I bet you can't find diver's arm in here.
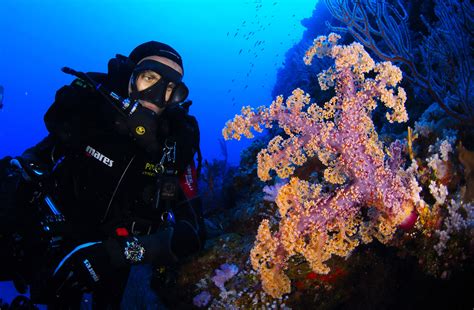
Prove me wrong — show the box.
[20,134,58,169]
[49,171,207,300]
[44,79,100,149]
[50,213,205,293]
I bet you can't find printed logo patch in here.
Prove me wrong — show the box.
[83,259,100,282]
[143,162,162,176]
[85,145,114,167]
[135,126,146,135]
[179,164,198,199]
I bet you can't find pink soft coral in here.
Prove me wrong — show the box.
[223,34,417,298]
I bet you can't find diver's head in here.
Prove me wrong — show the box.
[128,41,188,114]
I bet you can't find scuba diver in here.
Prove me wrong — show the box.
[0,41,205,308]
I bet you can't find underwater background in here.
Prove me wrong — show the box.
[0,0,315,165]
[1,0,473,308]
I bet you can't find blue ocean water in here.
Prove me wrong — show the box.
[0,0,316,164]
[0,0,317,304]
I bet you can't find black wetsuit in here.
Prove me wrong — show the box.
[10,73,206,307]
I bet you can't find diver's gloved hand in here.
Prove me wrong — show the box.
[104,226,178,268]
[8,157,52,209]
[49,241,112,297]
[50,228,177,295]
[9,157,48,183]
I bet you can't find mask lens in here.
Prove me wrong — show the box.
[136,70,161,91]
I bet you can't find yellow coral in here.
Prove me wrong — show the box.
[250,220,292,298]
[301,232,332,274]
[250,220,277,272]
[318,67,337,90]
[276,178,322,217]
[323,97,338,119]
[359,220,375,244]
[259,265,291,298]
[375,61,403,86]
[326,218,360,257]
[375,219,397,243]
[304,33,341,65]
[323,166,346,184]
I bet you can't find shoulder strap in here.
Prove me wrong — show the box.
[183,114,202,178]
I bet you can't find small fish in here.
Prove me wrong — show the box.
[239,49,243,54]
[227,32,229,36]
[273,2,277,5]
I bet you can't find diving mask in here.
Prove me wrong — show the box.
[129,60,189,109]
